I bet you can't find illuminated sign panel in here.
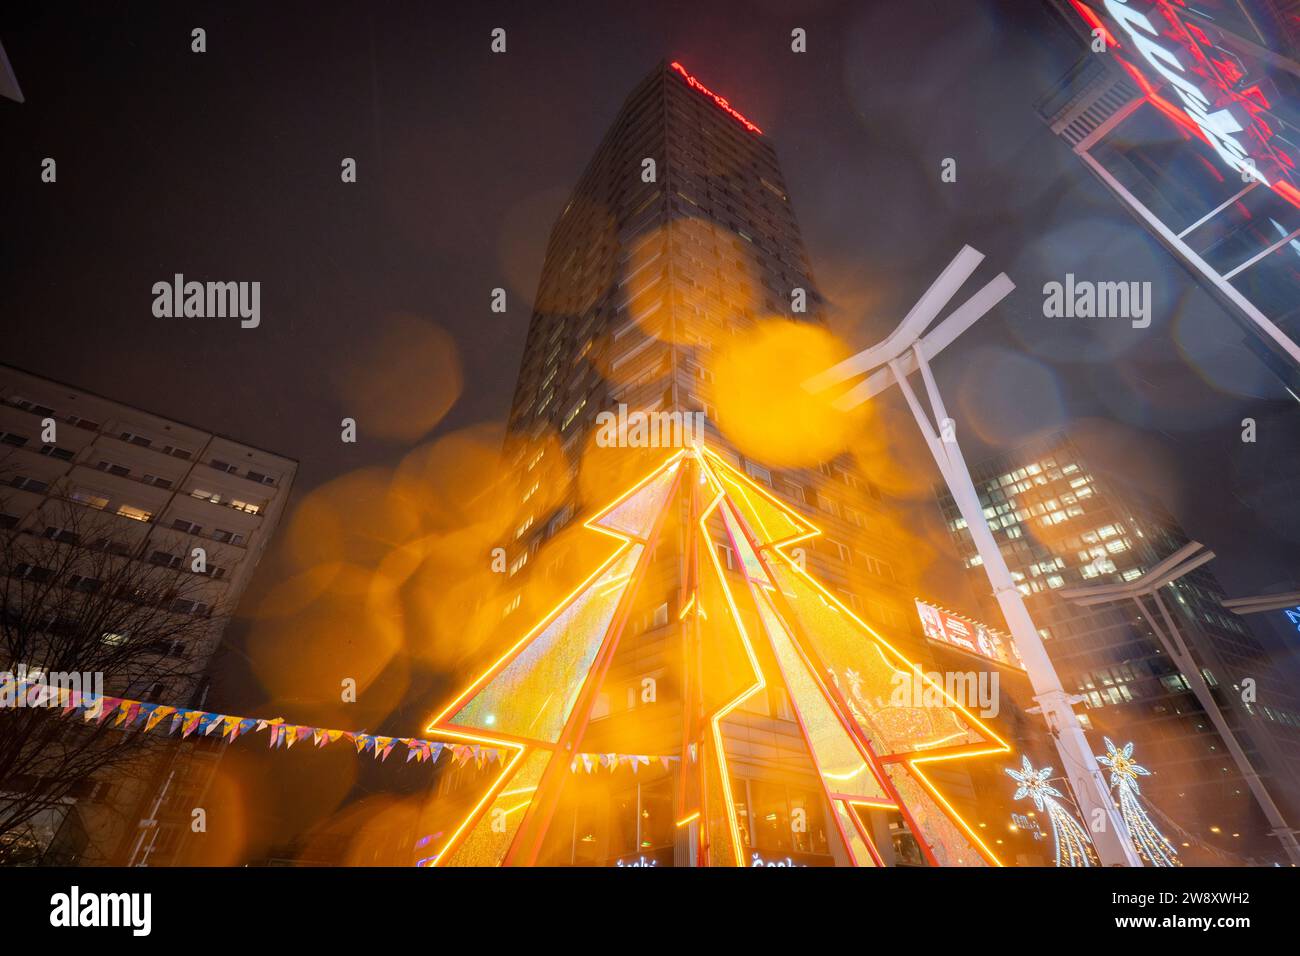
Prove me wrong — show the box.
[915,599,1025,670]
[669,61,763,135]
[1071,0,1300,207]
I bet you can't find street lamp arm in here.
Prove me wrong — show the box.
[802,244,990,396]
[1221,592,1300,614]
[1059,543,1212,605]
[823,271,1017,411]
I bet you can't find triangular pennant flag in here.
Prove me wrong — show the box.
[97,698,121,724]
[114,701,141,728]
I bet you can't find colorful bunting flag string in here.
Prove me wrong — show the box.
[1,674,685,773]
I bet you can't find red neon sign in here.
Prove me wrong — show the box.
[669,61,763,135]
[1071,1,1300,208]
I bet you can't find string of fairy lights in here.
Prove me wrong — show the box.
[1006,739,1200,867]
[1097,737,1181,867]
[1006,756,1100,867]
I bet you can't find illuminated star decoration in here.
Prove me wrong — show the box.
[423,447,1010,867]
[1097,738,1180,867]
[1006,756,1097,867]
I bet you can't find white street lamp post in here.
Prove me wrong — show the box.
[804,245,1142,867]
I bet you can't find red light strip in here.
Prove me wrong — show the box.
[669,61,763,135]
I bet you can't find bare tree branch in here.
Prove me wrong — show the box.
[0,488,230,861]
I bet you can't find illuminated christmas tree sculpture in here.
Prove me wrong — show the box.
[1098,738,1181,867]
[423,446,1012,867]
[1006,756,1098,867]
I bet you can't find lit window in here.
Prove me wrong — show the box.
[561,398,587,430]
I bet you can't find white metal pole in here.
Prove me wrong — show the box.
[891,348,1142,867]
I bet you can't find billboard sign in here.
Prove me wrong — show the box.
[915,599,1025,670]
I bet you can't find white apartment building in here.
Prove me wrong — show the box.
[0,363,296,863]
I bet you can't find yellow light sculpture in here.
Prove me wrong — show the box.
[425,447,1009,867]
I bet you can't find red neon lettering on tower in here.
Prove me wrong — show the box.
[669,61,763,135]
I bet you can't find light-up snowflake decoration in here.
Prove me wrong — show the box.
[1097,738,1180,867]
[1006,756,1097,867]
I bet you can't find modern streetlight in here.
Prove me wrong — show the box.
[803,244,1142,867]
[1058,542,1300,865]
[1221,591,1300,616]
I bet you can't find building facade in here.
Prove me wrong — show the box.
[0,364,295,864]
[1039,0,1300,396]
[938,432,1300,863]
[428,61,1044,867]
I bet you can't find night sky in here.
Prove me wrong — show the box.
[4,0,1299,698]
